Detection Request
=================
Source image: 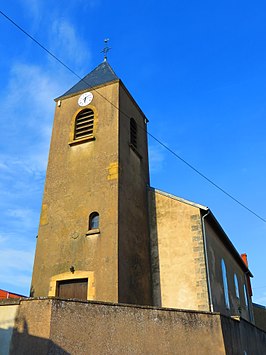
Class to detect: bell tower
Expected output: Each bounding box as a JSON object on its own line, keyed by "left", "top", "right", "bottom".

{"left": 31, "top": 61, "right": 152, "bottom": 305}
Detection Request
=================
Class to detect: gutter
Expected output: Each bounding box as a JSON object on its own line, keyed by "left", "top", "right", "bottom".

{"left": 202, "top": 210, "right": 214, "bottom": 312}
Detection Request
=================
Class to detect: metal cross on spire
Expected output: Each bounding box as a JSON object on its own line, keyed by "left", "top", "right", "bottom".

{"left": 101, "top": 38, "right": 111, "bottom": 62}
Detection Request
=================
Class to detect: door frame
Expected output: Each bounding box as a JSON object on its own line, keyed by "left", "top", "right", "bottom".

{"left": 48, "top": 271, "right": 95, "bottom": 300}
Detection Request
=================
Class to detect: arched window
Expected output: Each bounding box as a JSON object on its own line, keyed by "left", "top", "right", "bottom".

{"left": 221, "top": 259, "right": 230, "bottom": 309}
{"left": 244, "top": 284, "right": 249, "bottom": 309}
{"left": 130, "top": 118, "right": 137, "bottom": 149}
{"left": 243, "top": 283, "right": 253, "bottom": 322}
{"left": 89, "top": 212, "right": 99, "bottom": 230}
{"left": 74, "top": 109, "right": 94, "bottom": 140}
{"left": 234, "top": 274, "right": 240, "bottom": 299}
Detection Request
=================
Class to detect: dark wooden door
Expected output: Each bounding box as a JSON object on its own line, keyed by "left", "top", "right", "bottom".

{"left": 57, "top": 278, "right": 88, "bottom": 300}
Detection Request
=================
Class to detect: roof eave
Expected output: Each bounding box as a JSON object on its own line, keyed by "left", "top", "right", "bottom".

{"left": 150, "top": 187, "right": 208, "bottom": 210}
{"left": 203, "top": 210, "right": 253, "bottom": 277}
{"left": 54, "top": 78, "right": 120, "bottom": 102}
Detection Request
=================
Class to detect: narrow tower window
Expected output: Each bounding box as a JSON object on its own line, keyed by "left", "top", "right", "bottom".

{"left": 89, "top": 212, "right": 99, "bottom": 230}
{"left": 221, "top": 259, "right": 230, "bottom": 309}
{"left": 74, "top": 109, "right": 94, "bottom": 140}
{"left": 130, "top": 118, "right": 137, "bottom": 149}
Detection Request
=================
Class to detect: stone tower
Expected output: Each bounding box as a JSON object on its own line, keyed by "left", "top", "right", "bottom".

{"left": 31, "top": 61, "right": 152, "bottom": 305}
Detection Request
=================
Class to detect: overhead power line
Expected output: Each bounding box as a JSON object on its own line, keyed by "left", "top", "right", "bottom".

{"left": 1, "top": 9, "right": 266, "bottom": 224}
{"left": 147, "top": 133, "right": 266, "bottom": 223}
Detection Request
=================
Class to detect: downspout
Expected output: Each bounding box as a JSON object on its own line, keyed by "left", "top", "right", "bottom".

{"left": 202, "top": 210, "right": 214, "bottom": 312}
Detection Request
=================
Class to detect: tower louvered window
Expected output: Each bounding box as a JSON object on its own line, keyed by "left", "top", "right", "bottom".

{"left": 74, "top": 109, "right": 94, "bottom": 140}
{"left": 130, "top": 118, "right": 137, "bottom": 149}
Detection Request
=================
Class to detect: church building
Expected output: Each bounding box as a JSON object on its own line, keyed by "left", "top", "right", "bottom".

{"left": 31, "top": 60, "right": 254, "bottom": 324}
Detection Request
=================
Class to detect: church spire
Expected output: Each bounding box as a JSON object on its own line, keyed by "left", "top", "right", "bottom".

{"left": 57, "top": 60, "right": 118, "bottom": 100}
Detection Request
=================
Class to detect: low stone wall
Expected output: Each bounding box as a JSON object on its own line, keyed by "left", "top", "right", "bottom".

{"left": 48, "top": 300, "right": 225, "bottom": 354}
{"left": 221, "top": 314, "right": 266, "bottom": 355}
{"left": 253, "top": 302, "right": 266, "bottom": 332}
{"left": 0, "top": 298, "right": 265, "bottom": 354}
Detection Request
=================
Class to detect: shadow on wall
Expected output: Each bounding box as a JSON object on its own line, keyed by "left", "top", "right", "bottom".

{"left": 0, "top": 319, "right": 70, "bottom": 355}
{"left": 148, "top": 188, "right": 161, "bottom": 307}
{"left": 220, "top": 314, "right": 266, "bottom": 355}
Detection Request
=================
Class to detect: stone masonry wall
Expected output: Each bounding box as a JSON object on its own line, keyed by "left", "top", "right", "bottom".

{"left": 1, "top": 298, "right": 266, "bottom": 355}
{"left": 190, "top": 213, "right": 209, "bottom": 311}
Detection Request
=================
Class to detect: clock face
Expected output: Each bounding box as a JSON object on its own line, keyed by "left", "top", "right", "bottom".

{"left": 78, "top": 92, "right": 93, "bottom": 106}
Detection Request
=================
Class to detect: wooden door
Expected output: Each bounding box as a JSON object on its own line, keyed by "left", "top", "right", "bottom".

{"left": 57, "top": 278, "right": 88, "bottom": 300}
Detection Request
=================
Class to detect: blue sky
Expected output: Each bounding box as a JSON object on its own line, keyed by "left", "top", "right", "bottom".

{"left": 0, "top": 1, "right": 265, "bottom": 304}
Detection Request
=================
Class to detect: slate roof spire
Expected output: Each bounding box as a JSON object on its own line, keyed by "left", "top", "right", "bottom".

{"left": 58, "top": 61, "right": 119, "bottom": 99}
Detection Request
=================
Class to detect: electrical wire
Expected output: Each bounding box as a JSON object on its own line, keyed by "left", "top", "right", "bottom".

{"left": 1, "top": 9, "right": 266, "bottom": 223}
